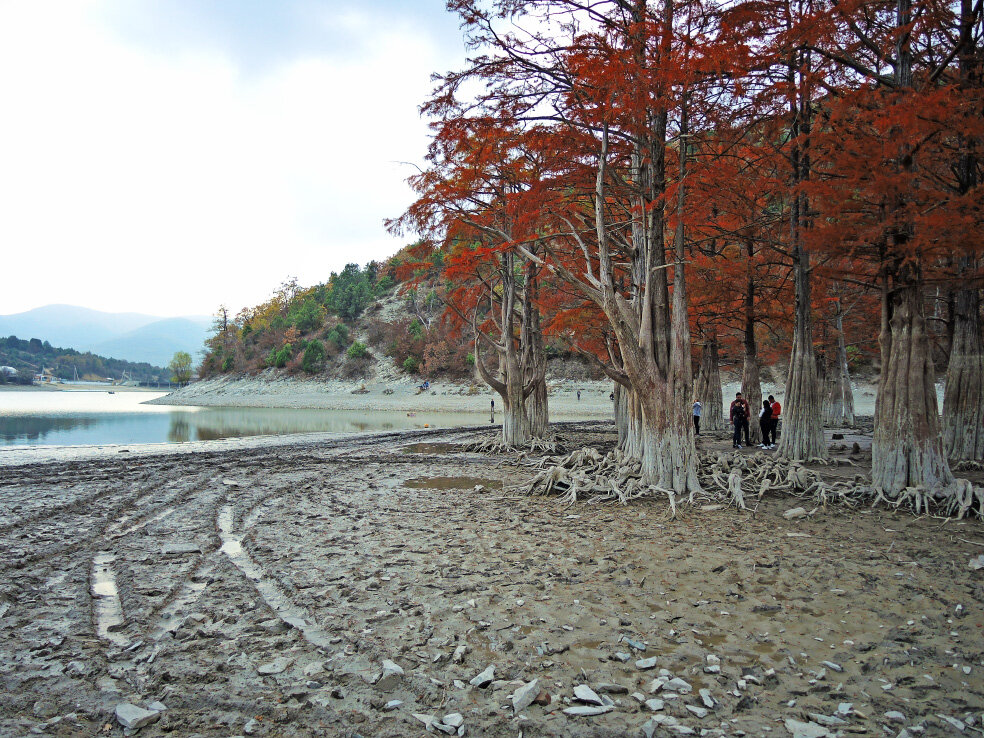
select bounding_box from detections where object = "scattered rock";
[645,698,665,711]
[784,718,831,738]
[783,507,808,520]
[573,684,604,705]
[452,644,468,663]
[686,705,708,718]
[376,659,404,691]
[595,682,628,694]
[511,679,539,714]
[115,704,161,731]
[382,700,402,712]
[533,691,551,706]
[885,711,906,722]
[469,665,495,688]
[161,543,201,555]
[636,657,659,670]
[969,555,984,571]
[699,688,715,708]
[257,657,291,675]
[821,661,843,672]
[562,705,614,717]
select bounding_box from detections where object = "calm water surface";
[0,390,484,447]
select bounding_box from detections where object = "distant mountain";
[0,305,211,366]
[93,317,212,366]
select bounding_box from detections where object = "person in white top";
[692,400,702,435]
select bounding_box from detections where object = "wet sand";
[1,422,982,737]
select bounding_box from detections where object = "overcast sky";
[0,0,468,318]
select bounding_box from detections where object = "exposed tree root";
[519,443,984,519]
[465,434,563,456]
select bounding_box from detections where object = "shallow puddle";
[91,553,127,646]
[400,442,459,455]
[404,476,500,490]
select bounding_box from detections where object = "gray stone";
[115,704,161,731]
[383,700,402,712]
[666,677,692,693]
[885,711,906,722]
[613,652,632,662]
[699,688,715,708]
[452,645,468,663]
[413,713,438,730]
[162,543,201,555]
[636,657,659,670]
[377,659,404,691]
[573,684,604,705]
[623,637,647,651]
[783,507,808,520]
[562,705,614,716]
[469,665,495,688]
[836,703,853,715]
[511,679,539,714]
[145,702,167,712]
[821,661,843,672]
[244,718,259,735]
[783,718,830,738]
[686,705,708,718]
[257,657,291,675]
[594,682,628,694]
[442,713,464,728]
[809,713,847,727]
[645,698,665,711]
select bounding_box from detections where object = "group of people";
[728,392,781,449]
[690,393,782,450]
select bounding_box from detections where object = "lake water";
[0,390,487,447]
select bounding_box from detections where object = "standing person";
[692,399,702,435]
[490,399,495,424]
[577,389,581,402]
[767,394,781,446]
[730,392,751,448]
[758,400,773,449]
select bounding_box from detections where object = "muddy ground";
[1,422,983,738]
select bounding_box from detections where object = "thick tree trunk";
[873,277,954,493]
[521,267,549,438]
[778,244,827,459]
[741,246,763,443]
[943,286,984,460]
[825,302,856,426]
[614,383,630,449]
[694,335,724,430]
[777,50,826,460]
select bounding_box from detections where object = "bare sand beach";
[2,413,983,738]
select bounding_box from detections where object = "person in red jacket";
[766,395,781,446]
[729,392,751,448]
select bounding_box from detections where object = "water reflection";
[0,401,480,447]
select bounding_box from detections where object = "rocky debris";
[452,644,468,663]
[622,636,647,651]
[884,711,906,722]
[511,679,539,714]
[821,660,843,672]
[413,712,465,736]
[114,704,161,731]
[469,665,495,688]
[636,656,659,670]
[595,682,628,694]
[643,714,695,736]
[573,684,605,705]
[382,700,402,712]
[256,657,291,675]
[968,554,984,570]
[699,688,716,708]
[645,698,665,711]
[783,507,808,520]
[161,542,201,555]
[784,718,831,738]
[376,659,404,691]
[686,705,708,718]
[562,705,614,717]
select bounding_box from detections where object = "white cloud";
[0,1,461,317]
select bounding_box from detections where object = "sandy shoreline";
[1,421,982,737]
[142,372,903,417]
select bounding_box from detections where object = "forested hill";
[0,335,165,382]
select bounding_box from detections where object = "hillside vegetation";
[0,335,165,383]
[198,256,475,382]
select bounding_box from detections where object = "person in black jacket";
[758,399,773,449]
[729,392,751,448]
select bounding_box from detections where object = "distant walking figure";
[729,392,751,448]
[692,400,702,435]
[577,390,581,402]
[490,399,495,424]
